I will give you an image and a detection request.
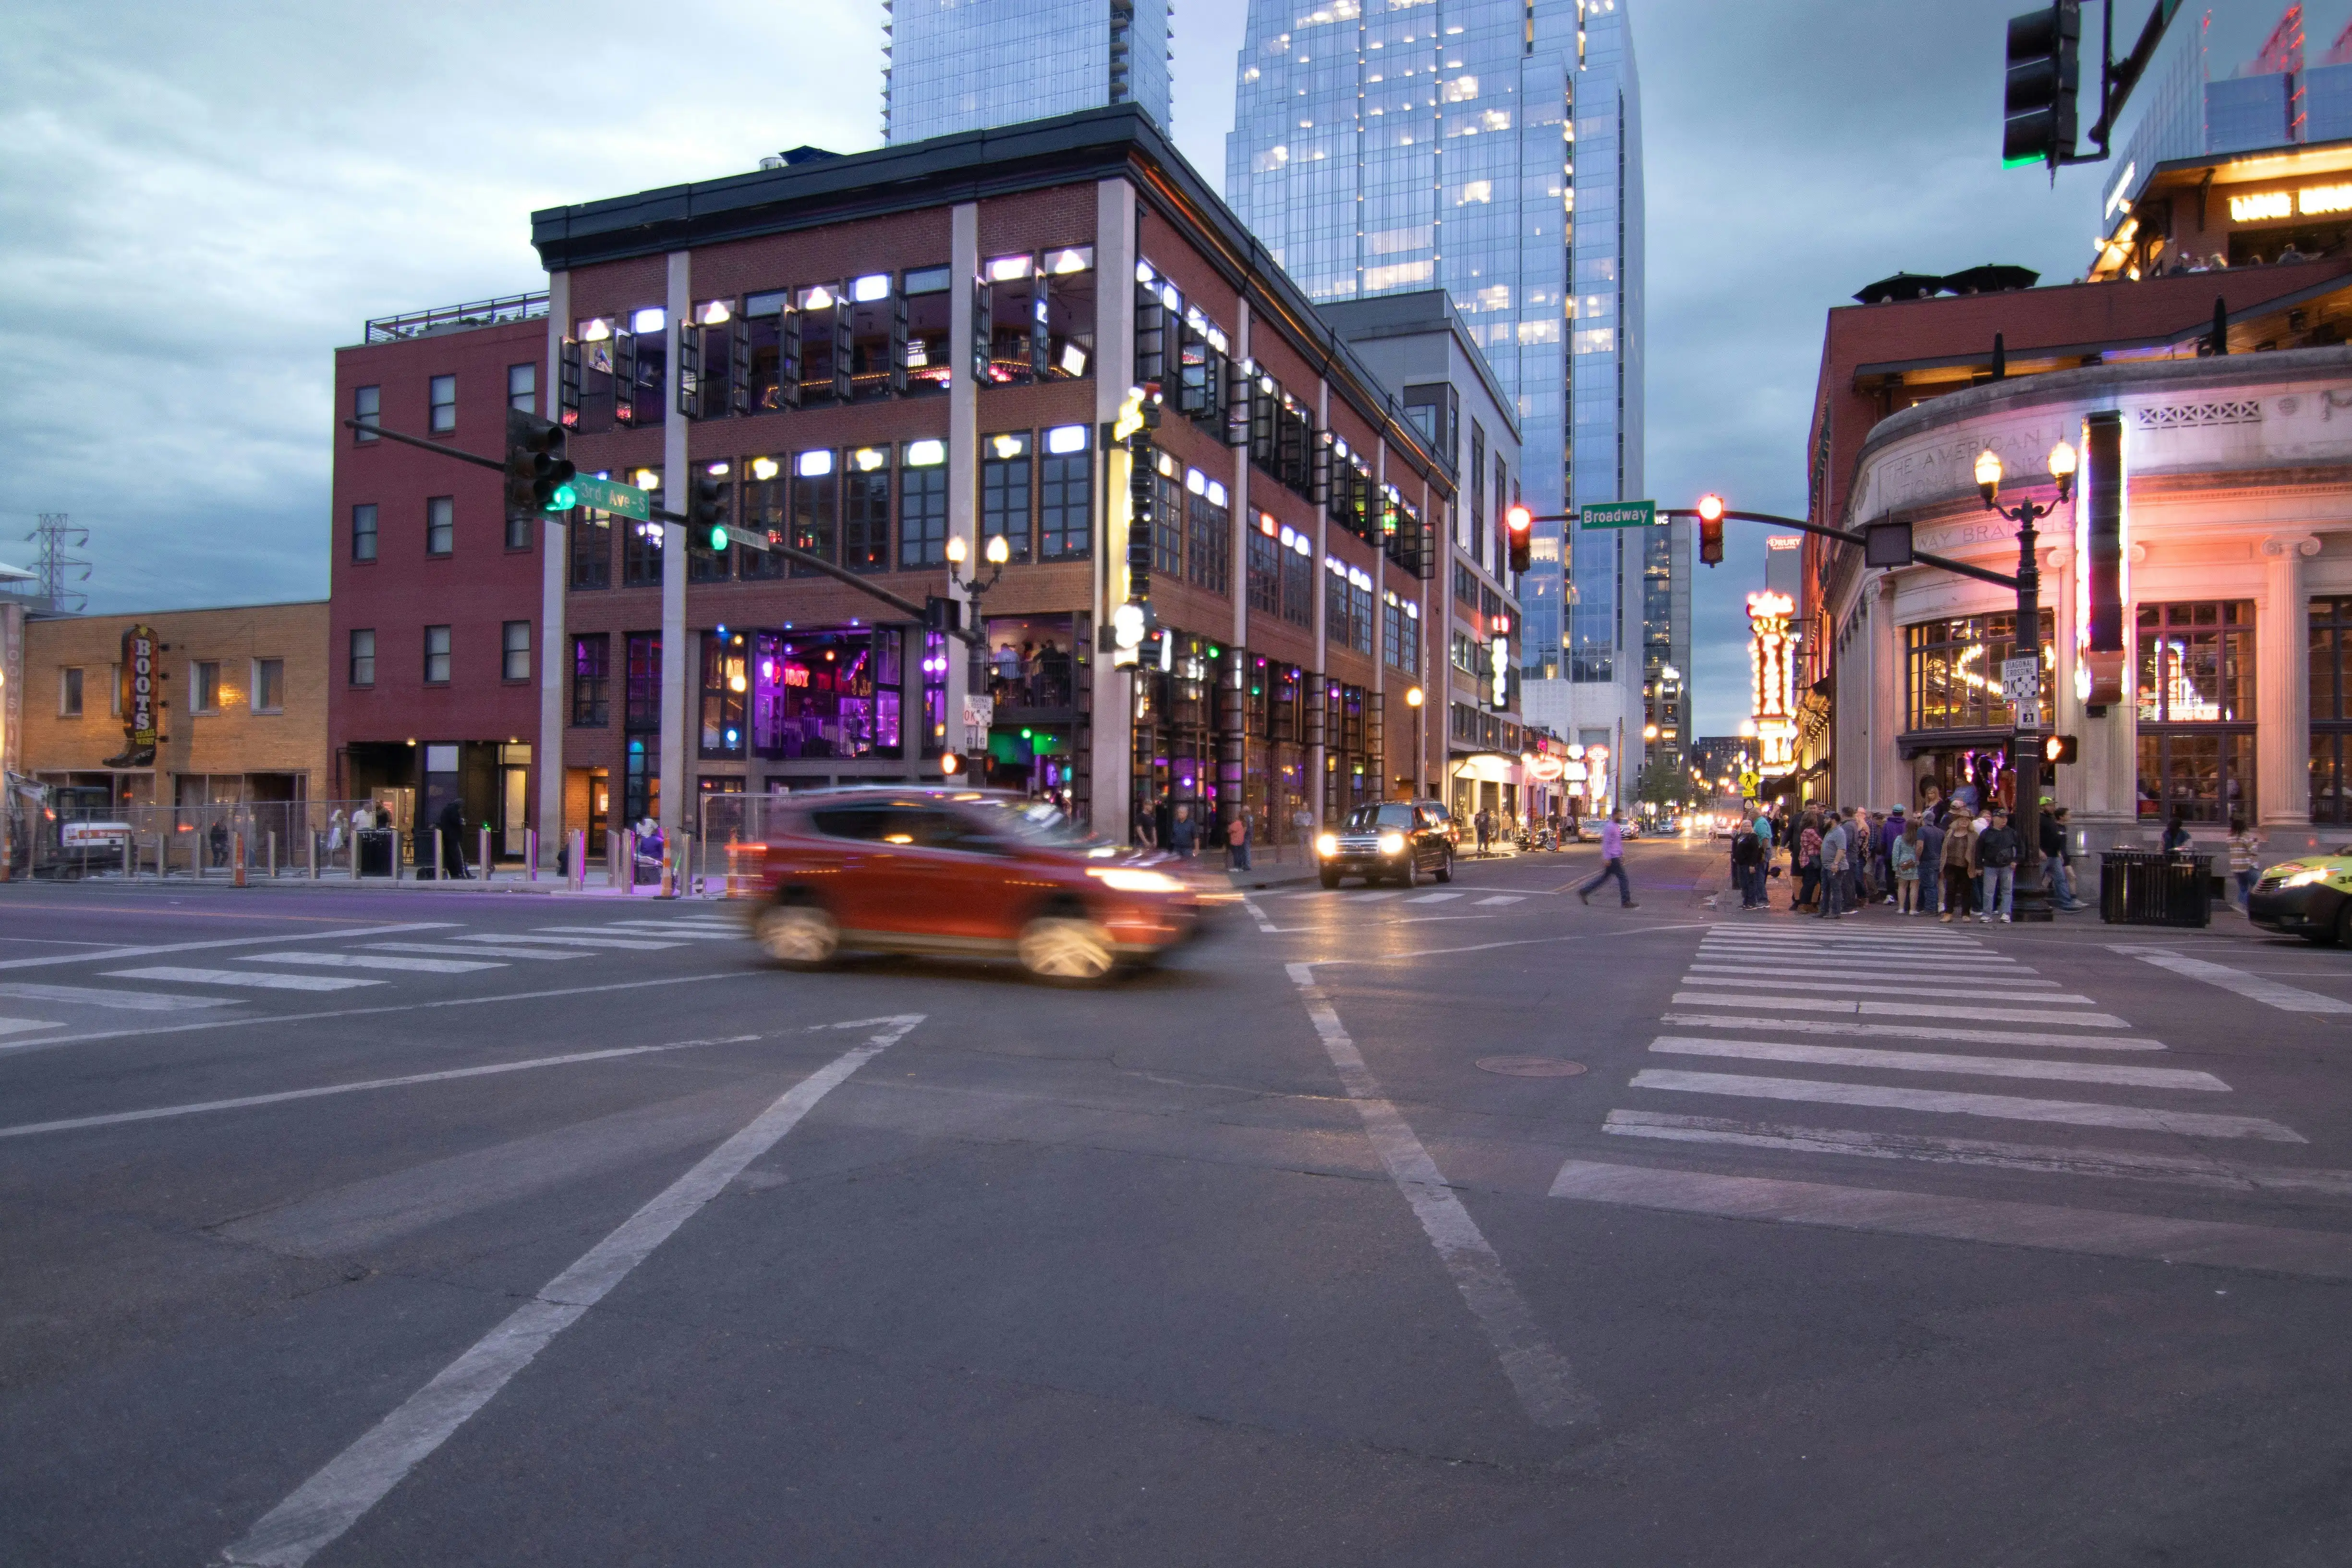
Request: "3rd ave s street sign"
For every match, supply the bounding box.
[567,474,651,522]
[1579,500,1657,530]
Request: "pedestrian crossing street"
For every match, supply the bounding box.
[1597,919,2328,1191]
[0,912,746,1039]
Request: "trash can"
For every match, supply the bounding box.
[356,828,395,878]
[2100,850,2212,927]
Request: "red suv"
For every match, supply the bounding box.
[733,787,1211,983]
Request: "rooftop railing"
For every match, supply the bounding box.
[364,292,549,344]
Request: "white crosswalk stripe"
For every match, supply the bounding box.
[455,934,681,951]
[240,952,507,975]
[570,923,738,940]
[0,982,230,1011]
[1644,1036,2229,1092]
[1669,993,2126,1027]
[1404,892,1462,904]
[1624,1068,2304,1142]
[1701,945,2025,967]
[1475,895,1526,906]
[1656,1013,2168,1051]
[366,942,586,962]
[106,966,383,993]
[0,1017,63,1038]
[1676,973,2089,1003]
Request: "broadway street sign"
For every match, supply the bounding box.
[1578,500,1657,530]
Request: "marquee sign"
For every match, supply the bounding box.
[1747,591,1799,776]
[108,623,158,769]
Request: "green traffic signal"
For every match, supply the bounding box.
[546,482,578,512]
[709,524,729,552]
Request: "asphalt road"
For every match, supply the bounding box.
[7,842,2352,1566]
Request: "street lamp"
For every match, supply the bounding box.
[1405,685,1426,799]
[1973,440,2075,922]
[946,532,1012,777]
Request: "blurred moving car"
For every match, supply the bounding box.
[1315,800,1455,888]
[2247,850,2352,944]
[732,787,1210,983]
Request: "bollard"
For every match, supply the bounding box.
[431,828,444,885]
[623,830,637,895]
[233,833,247,888]
[308,829,318,880]
[526,827,539,882]
[267,830,277,880]
[479,826,491,885]
[571,828,586,892]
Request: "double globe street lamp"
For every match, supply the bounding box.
[1969,438,2074,922]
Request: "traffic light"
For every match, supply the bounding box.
[2039,733,2078,766]
[1697,493,1725,567]
[2001,2,2079,171]
[1504,503,1533,574]
[690,472,730,555]
[505,410,576,516]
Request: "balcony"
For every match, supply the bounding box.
[364,292,549,345]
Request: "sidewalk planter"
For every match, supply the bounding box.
[2099,850,2212,928]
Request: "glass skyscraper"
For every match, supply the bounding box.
[1224,0,1653,778]
[884,0,1173,145]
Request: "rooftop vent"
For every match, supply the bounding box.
[758,145,840,170]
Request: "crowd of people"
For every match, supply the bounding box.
[1725,783,2092,923]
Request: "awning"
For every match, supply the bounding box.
[1897,727,2014,761]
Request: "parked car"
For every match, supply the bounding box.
[734,787,1212,983]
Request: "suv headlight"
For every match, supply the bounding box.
[1377,832,1407,856]
[1315,833,1338,857]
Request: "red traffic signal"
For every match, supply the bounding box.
[1696,493,1726,566]
[1503,503,1533,574]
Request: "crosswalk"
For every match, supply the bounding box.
[1600,920,2314,1181]
[0,910,750,1042]
[1282,889,1528,907]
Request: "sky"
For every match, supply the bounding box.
[0,0,2298,736]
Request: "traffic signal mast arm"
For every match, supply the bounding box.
[341,416,981,645]
[1512,505,2022,592]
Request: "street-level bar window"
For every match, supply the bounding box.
[252,658,284,714]
[192,661,222,714]
[2311,596,2352,825]
[898,440,947,567]
[701,631,747,759]
[2137,600,2255,825]
[982,431,1033,563]
[509,363,536,413]
[1905,610,2054,733]
[423,626,451,686]
[349,629,376,687]
[502,621,530,682]
[1039,425,1091,561]
[352,503,377,562]
[58,667,81,718]
[902,266,952,396]
[791,449,837,575]
[353,384,379,443]
[429,374,456,434]
[426,496,454,557]
[571,634,610,727]
[843,448,890,573]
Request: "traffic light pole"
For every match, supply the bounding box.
[342,418,982,646]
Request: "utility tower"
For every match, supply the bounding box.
[26,513,90,613]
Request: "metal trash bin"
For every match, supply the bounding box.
[2100,850,2212,927]
[356,828,395,878]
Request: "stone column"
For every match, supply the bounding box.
[1868,573,1900,809]
[536,271,569,865]
[945,204,980,776]
[657,252,690,839]
[1089,180,1135,833]
[2259,533,2322,828]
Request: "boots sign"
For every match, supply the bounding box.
[110,623,158,768]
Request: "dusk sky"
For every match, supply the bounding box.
[0,1,2298,735]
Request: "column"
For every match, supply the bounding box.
[1309,378,1330,823]
[946,203,980,775]
[2259,533,2322,827]
[1089,179,1135,831]
[657,252,690,839]
[535,270,569,865]
[1868,573,1900,809]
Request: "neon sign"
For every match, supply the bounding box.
[1746,591,1798,775]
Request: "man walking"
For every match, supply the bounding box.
[1577,809,1638,908]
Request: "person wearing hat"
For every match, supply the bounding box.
[1976,805,2021,923]
[1940,807,1979,923]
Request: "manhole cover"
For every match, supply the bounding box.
[1476,1056,1588,1077]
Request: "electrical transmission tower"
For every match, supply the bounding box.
[27,513,90,613]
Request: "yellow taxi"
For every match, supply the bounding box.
[2247,851,2352,944]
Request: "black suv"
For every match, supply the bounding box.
[1315,801,1455,888]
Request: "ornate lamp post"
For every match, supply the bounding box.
[1972,439,2075,923]
[945,531,1010,774]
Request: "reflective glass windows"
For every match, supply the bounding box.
[1039,425,1091,560]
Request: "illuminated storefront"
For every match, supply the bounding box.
[1746,590,1800,780]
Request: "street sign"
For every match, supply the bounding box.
[1578,500,1657,530]
[61,821,131,848]
[960,694,994,754]
[2000,656,2040,704]
[719,524,775,552]
[568,474,651,521]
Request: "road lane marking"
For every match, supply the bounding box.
[239,953,507,975]
[2114,946,2352,1014]
[1681,968,2066,995]
[461,934,681,950]
[1656,1012,2166,1051]
[103,967,383,993]
[534,924,735,942]
[1645,1035,2228,1091]
[1600,1110,2352,1197]
[1474,895,1526,906]
[0,1018,62,1037]
[1354,890,1405,902]
[1625,1069,2304,1142]
[1404,892,1463,903]
[1546,1159,2352,1280]
[1310,921,1715,966]
[0,922,461,973]
[219,1015,922,1568]
[1286,962,1590,1427]
[0,981,231,1010]
[1669,993,2122,1026]
[1700,943,2021,966]
[365,943,586,962]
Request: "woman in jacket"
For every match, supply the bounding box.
[1940,813,1979,923]
[1795,812,1822,912]
[1891,818,1922,914]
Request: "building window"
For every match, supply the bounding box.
[796,283,845,408]
[1040,246,1095,380]
[738,457,786,581]
[509,362,537,413]
[1279,528,1312,626]
[843,448,891,572]
[1186,471,1229,593]
[502,621,531,682]
[1454,560,1479,608]
[690,465,735,584]
[1401,382,1457,470]
[1247,518,1282,615]
[252,658,284,714]
[791,449,837,573]
[981,254,1036,387]
[428,373,456,434]
[426,496,454,556]
[353,384,380,442]
[506,501,533,551]
[572,634,611,727]
[2137,599,2255,824]
[349,502,379,563]
[1452,630,1479,676]
[742,292,787,412]
[570,513,611,590]
[1152,455,1184,579]
[626,632,662,731]
[982,431,1032,563]
[349,629,376,687]
[190,660,222,713]
[899,441,948,567]
[902,265,952,396]
[2311,597,2352,825]
[58,667,82,718]
[1905,610,2054,733]
[700,632,748,758]
[423,625,452,685]
[623,472,664,586]
[1039,426,1091,560]
[846,274,896,403]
